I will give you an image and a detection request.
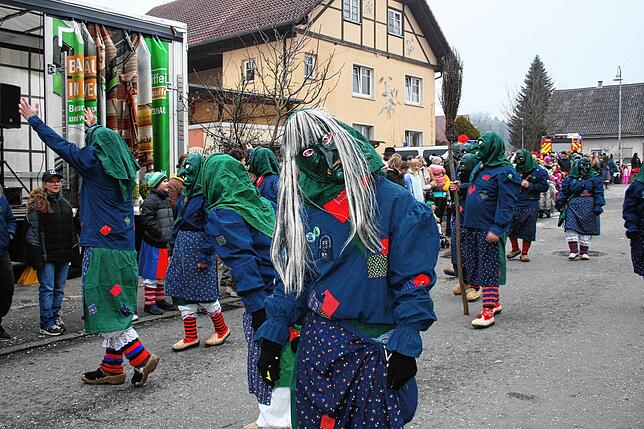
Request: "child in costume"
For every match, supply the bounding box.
[622,167,644,277]
[200,154,293,429]
[447,150,482,302]
[506,149,549,262]
[139,172,176,315]
[462,132,521,328]
[256,109,439,428]
[248,147,280,204]
[429,156,446,188]
[20,100,158,386]
[556,157,605,261]
[166,153,230,351]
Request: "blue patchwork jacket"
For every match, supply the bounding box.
[256,176,438,358]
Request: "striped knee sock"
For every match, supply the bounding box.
[99,348,124,375]
[522,240,532,255]
[144,285,156,306]
[509,236,519,252]
[209,311,228,336]
[481,286,499,308]
[568,241,579,254]
[182,316,198,341]
[122,339,151,368]
[580,244,589,255]
[155,283,166,303]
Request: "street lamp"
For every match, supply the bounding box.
[614,66,623,164]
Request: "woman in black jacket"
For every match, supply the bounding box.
[26,170,75,336]
[139,172,176,315]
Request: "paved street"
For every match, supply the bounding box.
[0,185,642,429]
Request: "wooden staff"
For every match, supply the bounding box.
[447,145,469,315]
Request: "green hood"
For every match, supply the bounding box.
[514,148,539,174]
[295,119,384,206]
[200,153,275,238]
[86,126,140,201]
[179,153,204,198]
[569,157,599,179]
[476,131,513,168]
[248,147,280,177]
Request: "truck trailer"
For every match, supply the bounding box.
[0,0,188,269]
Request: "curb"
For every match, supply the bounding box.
[0,297,244,358]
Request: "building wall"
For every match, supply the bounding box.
[189,0,440,150]
[584,136,644,164]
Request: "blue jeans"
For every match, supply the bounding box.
[38,263,69,329]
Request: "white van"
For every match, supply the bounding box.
[393,146,449,161]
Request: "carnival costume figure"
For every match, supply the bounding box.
[248,147,280,204]
[255,109,439,428]
[622,167,644,277]
[20,100,158,387]
[461,132,521,328]
[507,149,549,262]
[139,171,176,315]
[201,154,295,429]
[166,153,230,351]
[448,150,482,302]
[556,157,605,260]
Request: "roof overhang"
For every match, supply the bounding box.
[1,0,187,41]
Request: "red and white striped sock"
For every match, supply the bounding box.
[209,311,229,336]
[155,283,166,303]
[144,285,156,306]
[182,316,198,342]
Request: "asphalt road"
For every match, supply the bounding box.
[0,185,642,429]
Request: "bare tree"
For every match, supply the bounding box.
[438,48,463,144]
[251,24,342,147]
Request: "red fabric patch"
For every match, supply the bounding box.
[100,225,112,236]
[467,184,477,195]
[380,238,389,255]
[109,284,123,297]
[322,189,349,223]
[320,415,336,429]
[321,289,340,318]
[256,176,265,188]
[482,175,491,181]
[413,274,431,286]
[288,327,300,342]
[156,248,170,280]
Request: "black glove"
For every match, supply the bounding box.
[626,230,640,240]
[386,350,417,390]
[258,339,282,387]
[251,308,267,332]
[290,335,300,353]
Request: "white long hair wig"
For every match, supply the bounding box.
[272,109,382,296]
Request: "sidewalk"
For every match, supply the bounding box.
[0,275,242,355]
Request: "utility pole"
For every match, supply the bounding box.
[614,66,623,163]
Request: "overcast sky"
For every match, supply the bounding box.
[95,0,644,120]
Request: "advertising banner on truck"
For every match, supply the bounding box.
[146,37,170,174]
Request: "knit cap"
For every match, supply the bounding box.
[146,171,167,189]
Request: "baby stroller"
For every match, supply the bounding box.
[539,182,557,218]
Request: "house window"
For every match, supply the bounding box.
[352,65,373,98]
[404,75,422,105]
[304,53,316,79]
[343,0,360,23]
[388,8,403,36]
[353,123,374,140]
[405,130,422,147]
[243,59,255,82]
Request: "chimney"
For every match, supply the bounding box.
[597,80,603,88]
